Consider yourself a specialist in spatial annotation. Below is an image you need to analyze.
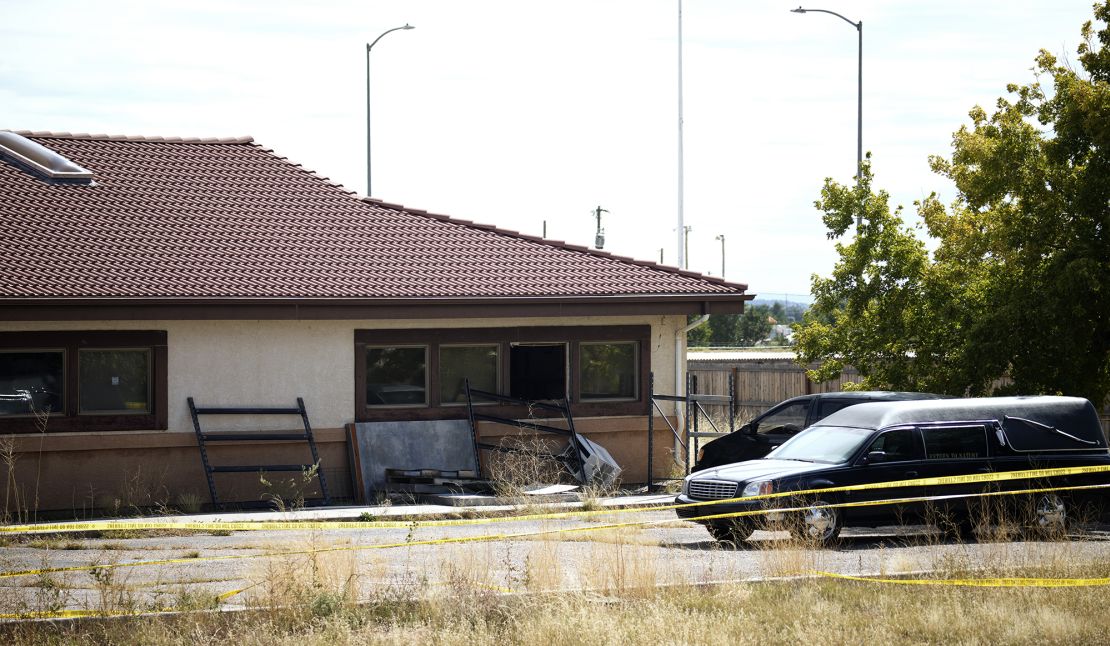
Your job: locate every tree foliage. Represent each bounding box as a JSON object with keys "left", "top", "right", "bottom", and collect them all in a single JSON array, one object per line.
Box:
[
  {"left": 795, "top": 2, "right": 1110, "bottom": 404},
  {"left": 687, "top": 307, "right": 775, "bottom": 347}
]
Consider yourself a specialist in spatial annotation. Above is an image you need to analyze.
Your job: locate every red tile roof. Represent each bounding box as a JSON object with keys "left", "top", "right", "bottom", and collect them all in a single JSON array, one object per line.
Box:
[{"left": 0, "top": 132, "right": 748, "bottom": 301}]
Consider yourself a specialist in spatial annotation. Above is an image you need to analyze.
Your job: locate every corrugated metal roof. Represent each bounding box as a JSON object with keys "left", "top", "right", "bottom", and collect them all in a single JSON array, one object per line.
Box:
[{"left": 688, "top": 350, "right": 797, "bottom": 362}]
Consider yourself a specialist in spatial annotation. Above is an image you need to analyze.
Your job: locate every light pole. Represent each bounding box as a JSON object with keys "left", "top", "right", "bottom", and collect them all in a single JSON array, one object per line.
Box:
[
  {"left": 682, "top": 225, "right": 692, "bottom": 269},
  {"left": 366, "top": 24, "right": 414, "bottom": 197},
  {"left": 792, "top": 6, "right": 862, "bottom": 224},
  {"left": 677, "top": 0, "right": 686, "bottom": 270},
  {"left": 715, "top": 234, "right": 725, "bottom": 278}
]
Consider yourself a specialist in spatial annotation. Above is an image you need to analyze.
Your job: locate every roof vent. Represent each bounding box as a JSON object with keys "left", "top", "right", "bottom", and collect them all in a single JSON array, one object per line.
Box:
[{"left": 0, "top": 131, "right": 94, "bottom": 183}]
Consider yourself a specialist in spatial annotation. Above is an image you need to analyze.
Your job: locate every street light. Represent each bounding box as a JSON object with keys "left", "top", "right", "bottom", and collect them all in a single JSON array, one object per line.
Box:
[
  {"left": 792, "top": 6, "right": 862, "bottom": 224},
  {"left": 366, "top": 24, "right": 414, "bottom": 196},
  {"left": 682, "top": 225, "right": 692, "bottom": 269},
  {"left": 714, "top": 234, "right": 725, "bottom": 278}
]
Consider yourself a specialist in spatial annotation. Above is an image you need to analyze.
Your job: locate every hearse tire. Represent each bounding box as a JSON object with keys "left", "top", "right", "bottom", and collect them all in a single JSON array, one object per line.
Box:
[
  {"left": 791, "top": 499, "right": 842, "bottom": 547},
  {"left": 706, "top": 521, "right": 754, "bottom": 546},
  {"left": 1028, "top": 493, "right": 1069, "bottom": 539}
]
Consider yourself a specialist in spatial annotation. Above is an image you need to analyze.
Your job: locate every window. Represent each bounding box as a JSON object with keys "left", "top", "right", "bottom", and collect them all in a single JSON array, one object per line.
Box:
[
  {"left": 816, "top": 399, "right": 855, "bottom": 420},
  {"left": 580, "top": 342, "right": 638, "bottom": 400},
  {"left": 0, "top": 350, "right": 65, "bottom": 417},
  {"left": 923, "top": 425, "right": 989, "bottom": 460},
  {"left": 354, "top": 325, "right": 649, "bottom": 421},
  {"left": 509, "top": 344, "right": 566, "bottom": 400},
  {"left": 365, "top": 346, "right": 427, "bottom": 406},
  {"left": 440, "top": 345, "right": 498, "bottom": 404},
  {"left": 752, "top": 401, "right": 809, "bottom": 435},
  {"left": 78, "top": 349, "right": 150, "bottom": 414},
  {"left": 865, "top": 428, "right": 921, "bottom": 462},
  {"left": 0, "top": 331, "right": 167, "bottom": 433}
]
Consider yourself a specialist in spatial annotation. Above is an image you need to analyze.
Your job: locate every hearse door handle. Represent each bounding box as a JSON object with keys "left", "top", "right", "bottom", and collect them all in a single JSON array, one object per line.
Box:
[
  {"left": 905, "top": 471, "right": 918, "bottom": 478},
  {"left": 977, "top": 467, "right": 991, "bottom": 473}
]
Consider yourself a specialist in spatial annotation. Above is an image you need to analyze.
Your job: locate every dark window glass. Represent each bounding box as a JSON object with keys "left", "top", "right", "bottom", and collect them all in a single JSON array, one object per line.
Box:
[
  {"left": 753, "top": 401, "right": 810, "bottom": 435},
  {"left": 0, "top": 350, "right": 65, "bottom": 417},
  {"left": 817, "top": 399, "right": 855, "bottom": 421},
  {"left": 78, "top": 349, "right": 150, "bottom": 414},
  {"left": 580, "top": 342, "right": 637, "bottom": 400},
  {"left": 440, "top": 345, "right": 498, "bottom": 404},
  {"left": 366, "top": 347, "right": 427, "bottom": 406},
  {"left": 866, "top": 428, "right": 920, "bottom": 461},
  {"left": 509, "top": 344, "right": 566, "bottom": 400},
  {"left": 923, "top": 426, "right": 988, "bottom": 459}
]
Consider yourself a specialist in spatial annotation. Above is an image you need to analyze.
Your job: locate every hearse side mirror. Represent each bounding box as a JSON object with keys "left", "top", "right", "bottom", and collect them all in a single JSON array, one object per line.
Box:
[
  {"left": 862, "top": 451, "right": 887, "bottom": 465},
  {"left": 740, "top": 423, "right": 754, "bottom": 435}
]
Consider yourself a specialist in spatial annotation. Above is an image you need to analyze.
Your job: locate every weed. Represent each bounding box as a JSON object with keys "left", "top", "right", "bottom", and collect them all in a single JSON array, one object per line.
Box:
[
  {"left": 259, "top": 462, "right": 320, "bottom": 513},
  {"left": 487, "top": 432, "right": 567, "bottom": 502}
]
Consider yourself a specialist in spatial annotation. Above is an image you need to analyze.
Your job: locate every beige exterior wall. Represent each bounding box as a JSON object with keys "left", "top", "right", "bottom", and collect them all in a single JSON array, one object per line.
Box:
[
  {"left": 0, "top": 315, "right": 686, "bottom": 432},
  {"left": 0, "top": 315, "right": 691, "bottom": 512}
]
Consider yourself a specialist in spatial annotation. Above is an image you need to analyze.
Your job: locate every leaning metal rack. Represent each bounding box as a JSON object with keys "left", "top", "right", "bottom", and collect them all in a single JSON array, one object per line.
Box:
[
  {"left": 646, "top": 371, "right": 735, "bottom": 491},
  {"left": 188, "top": 397, "right": 331, "bottom": 510}
]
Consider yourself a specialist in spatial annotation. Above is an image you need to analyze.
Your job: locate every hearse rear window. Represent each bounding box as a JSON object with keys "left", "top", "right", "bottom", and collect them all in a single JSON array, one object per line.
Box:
[{"left": 922, "top": 425, "right": 988, "bottom": 459}]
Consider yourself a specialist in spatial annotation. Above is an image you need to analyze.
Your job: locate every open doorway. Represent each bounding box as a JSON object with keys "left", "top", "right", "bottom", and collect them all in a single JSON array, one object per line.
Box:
[{"left": 509, "top": 343, "right": 566, "bottom": 400}]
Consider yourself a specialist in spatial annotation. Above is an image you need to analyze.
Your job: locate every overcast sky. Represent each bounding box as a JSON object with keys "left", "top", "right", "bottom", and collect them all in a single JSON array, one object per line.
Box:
[{"left": 0, "top": 1, "right": 1100, "bottom": 298}]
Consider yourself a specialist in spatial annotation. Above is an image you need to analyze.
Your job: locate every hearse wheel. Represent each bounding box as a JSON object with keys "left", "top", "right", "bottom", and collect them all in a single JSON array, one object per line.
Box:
[
  {"left": 792, "top": 499, "right": 842, "bottom": 546},
  {"left": 706, "top": 520, "right": 754, "bottom": 546},
  {"left": 1032, "top": 493, "right": 1068, "bottom": 537}
]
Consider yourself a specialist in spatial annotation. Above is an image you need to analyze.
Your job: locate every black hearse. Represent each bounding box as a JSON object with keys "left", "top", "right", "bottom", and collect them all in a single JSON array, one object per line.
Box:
[
  {"left": 694, "top": 391, "right": 949, "bottom": 472},
  {"left": 676, "top": 396, "right": 1110, "bottom": 545}
]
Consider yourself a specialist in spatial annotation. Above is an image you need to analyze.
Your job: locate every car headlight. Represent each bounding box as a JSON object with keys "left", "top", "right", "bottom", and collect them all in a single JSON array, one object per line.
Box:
[
  {"left": 742, "top": 480, "right": 772, "bottom": 497},
  {"left": 681, "top": 477, "right": 690, "bottom": 496}
]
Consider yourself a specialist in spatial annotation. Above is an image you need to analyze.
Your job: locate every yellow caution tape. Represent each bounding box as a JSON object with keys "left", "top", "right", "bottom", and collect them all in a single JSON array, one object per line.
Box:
[
  {"left": 4, "top": 480, "right": 1107, "bottom": 584},
  {"left": 813, "top": 571, "right": 1110, "bottom": 587},
  {"left": 3, "top": 462, "right": 1109, "bottom": 535},
  {"left": 0, "top": 584, "right": 256, "bottom": 621},
  {"left": 0, "top": 608, "right": 155, "bottom": 620}
]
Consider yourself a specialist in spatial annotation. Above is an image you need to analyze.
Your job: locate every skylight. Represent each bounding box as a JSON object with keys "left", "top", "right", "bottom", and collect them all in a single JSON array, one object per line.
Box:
[{"left": 0, "top": 131, "right": 93, "bottom": 183}]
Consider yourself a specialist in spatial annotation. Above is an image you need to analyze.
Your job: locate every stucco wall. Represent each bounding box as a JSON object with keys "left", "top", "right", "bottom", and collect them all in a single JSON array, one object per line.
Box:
[
  {"left": 0, "top": 315, "right": 691, "bottom": 512},
  {"left": 0, "top": 315, "right": 687, "bottom": 433}
]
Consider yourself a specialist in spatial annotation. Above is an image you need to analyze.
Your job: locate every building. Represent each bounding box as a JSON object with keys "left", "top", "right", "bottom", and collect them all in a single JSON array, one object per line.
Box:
[{"left": 0, "top": 130, "right": 750, "bottom": 513}]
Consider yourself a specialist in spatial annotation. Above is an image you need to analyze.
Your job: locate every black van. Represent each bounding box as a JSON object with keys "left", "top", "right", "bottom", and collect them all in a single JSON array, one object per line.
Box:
[
  {"left": 677, "top": 396, "right": 1110, "bottom": 546},
  {"left": 694, "top": 391, "right": 949, "bottom": 472}
]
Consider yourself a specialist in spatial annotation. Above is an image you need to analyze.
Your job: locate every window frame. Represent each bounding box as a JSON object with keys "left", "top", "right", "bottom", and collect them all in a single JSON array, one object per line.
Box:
[
  {"left": 363, "top": 344, "right": 430, "bottom": 409},
  {"left": 0, "top": 331, "right": 167, "bottom": 433},
  {"left": 0, "top": 347, "right": 67, "bottom": 419},
  {"left": 354, "top": 326, "right": 650, "bottom": 421},
  {"left": 921, "top": 424, "right": 991, "bottom": 460},
  {"left": 76, "top": 347, "right": 153, "bottom": 416},
  {"left": 439, "top": 343, "right": 501, "bottom": 407},
  {"left": 578, "top": 340, "right": 640, "bottom": 402},
  {"left": 508, "top": 341, "right": 569, "bottom": 402}
]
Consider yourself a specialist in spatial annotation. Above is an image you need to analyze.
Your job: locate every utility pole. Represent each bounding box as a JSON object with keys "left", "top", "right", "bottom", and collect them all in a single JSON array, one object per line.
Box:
[
  {"left": 682, "top": 225, "right": 692, "bottom": 269},
  {"left": 592, "top": 205, "right": 610, "bottom": 249},
  {"left": 715, "top": 234, "right": 725, "bottom": 278}
]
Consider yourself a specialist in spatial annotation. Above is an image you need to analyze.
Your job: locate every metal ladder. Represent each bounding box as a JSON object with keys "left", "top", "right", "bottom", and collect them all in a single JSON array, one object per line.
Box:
[{"left": 188, "top": 397, "right": 331, "bottom": 510}]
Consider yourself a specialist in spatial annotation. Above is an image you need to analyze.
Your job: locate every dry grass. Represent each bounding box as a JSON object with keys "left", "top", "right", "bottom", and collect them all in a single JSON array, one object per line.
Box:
[
  {"left": 3, "top": 494, "right": 1110, "bottom": 643},
  {"left": 4, "top": 572, "right": 1110, "bottom": 645}
]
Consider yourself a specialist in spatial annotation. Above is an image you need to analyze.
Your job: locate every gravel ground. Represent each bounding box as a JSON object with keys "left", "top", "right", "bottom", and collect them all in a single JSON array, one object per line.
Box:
[{"left": 3, "top": 510, "right": 1110, "bottom": 615}]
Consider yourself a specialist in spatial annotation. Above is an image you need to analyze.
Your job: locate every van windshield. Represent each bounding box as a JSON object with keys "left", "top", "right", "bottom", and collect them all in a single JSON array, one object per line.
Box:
[{"left": 765, "top": 426, "right": 873, "bottom": 464}]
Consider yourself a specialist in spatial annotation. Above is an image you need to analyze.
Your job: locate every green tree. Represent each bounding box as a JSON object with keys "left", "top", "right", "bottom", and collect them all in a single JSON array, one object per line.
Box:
[
  {"left": 737, "top": 306, "right": 775, "bottom": 345},
  {"left": 687, "top": 308, "right": 774, "bottom": 347},
  {"left": 796, "top": 2, "right": 1110, "bottom": 404}
]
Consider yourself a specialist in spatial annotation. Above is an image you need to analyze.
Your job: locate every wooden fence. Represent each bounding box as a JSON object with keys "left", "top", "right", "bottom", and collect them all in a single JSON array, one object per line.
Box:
[
  {"left": 688, "top": 351, "right": 1110, "bottom": 435},
  {"left": 690, "top": 357, "right": 860, "bottom": 427}
]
